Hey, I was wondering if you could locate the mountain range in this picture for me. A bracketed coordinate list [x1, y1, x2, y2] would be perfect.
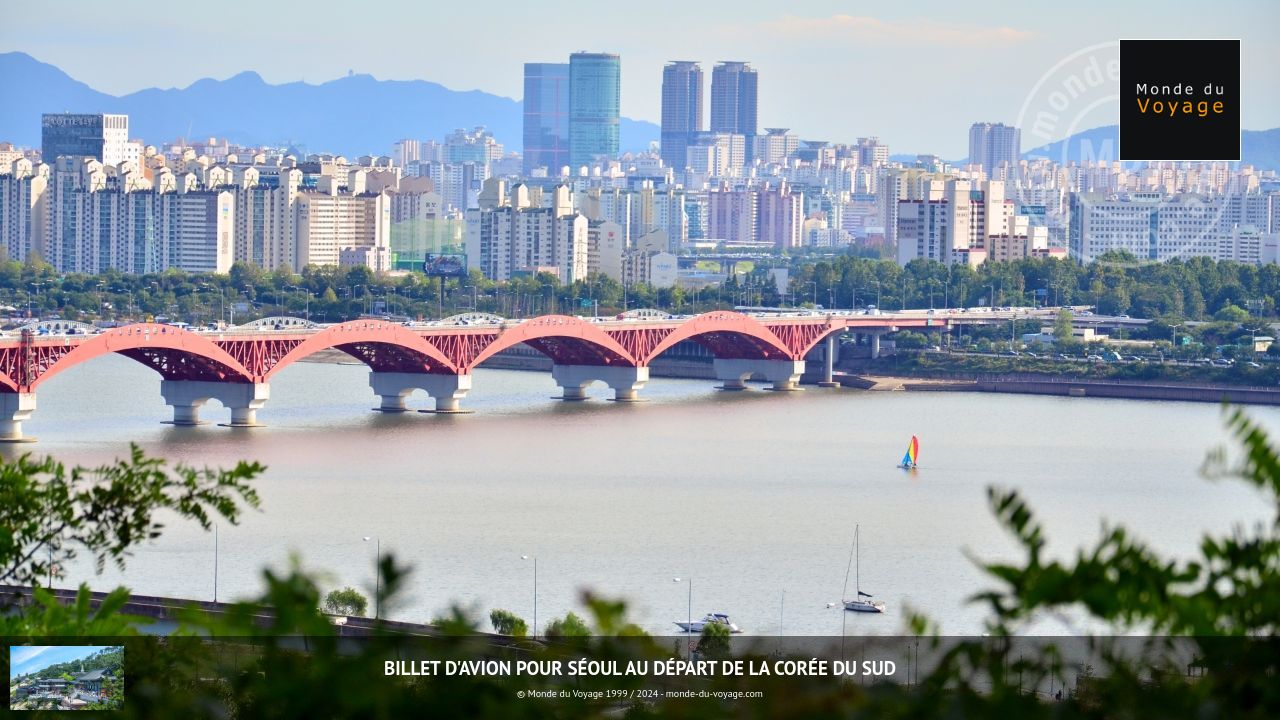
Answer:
[0, 52, 659, 157]
[2, 52, 1276, 170]
[1022, 125, 1280, 171]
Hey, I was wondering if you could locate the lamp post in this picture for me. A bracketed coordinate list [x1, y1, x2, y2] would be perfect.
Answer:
[673, 577, 692, 657]
[363, 536, 380, 619]
[521, 555, 537, 639]
[807, 281, 817, 308]
[213, 524, 219, 603]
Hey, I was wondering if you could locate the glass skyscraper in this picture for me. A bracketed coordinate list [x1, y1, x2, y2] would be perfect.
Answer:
[710, 62, 758, 163]
[523, 63, 570, 175]
[660, 61, 703, 172]
[568, 52, 621, 169]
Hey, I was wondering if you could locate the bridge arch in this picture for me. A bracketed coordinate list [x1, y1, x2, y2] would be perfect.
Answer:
[261, 319, 461, 379]
[19, 323, 254, 392]
[638, 311, 793, 364]
[467, 315, 637, 370]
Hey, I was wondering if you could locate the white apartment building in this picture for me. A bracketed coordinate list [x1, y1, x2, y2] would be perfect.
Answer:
[465, 180, 587, 283]
[1069, 191, 1273, 263]
[295, 189, 390, 271]
[0, 159, 49, 262]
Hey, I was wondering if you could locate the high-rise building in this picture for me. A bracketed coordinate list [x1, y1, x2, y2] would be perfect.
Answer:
[709, 62, 758, 164]
[568, 52, 621, 169]
[968, 123, 1021, 175]
[41, 113, 130, 165]
[523, 63, 571, 175]
[465, 180, 587, 283]
[0, 159, 50, 263]
[660, 61, 703, 172]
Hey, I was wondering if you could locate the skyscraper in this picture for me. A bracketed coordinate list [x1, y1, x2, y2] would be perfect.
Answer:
[968, 123, 1021, 175]
[660, 61, 703, 172]
[710, 62, 758, 164]
[523, 63, 570, 175]
[568, 52, 621, 169]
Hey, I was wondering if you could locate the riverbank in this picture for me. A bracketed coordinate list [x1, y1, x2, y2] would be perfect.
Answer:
[299, 348, 1280, 405]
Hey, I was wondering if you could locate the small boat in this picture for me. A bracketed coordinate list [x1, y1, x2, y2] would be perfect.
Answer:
[674, 613, 743, 634]
[899, 435, 919, 469]
[842, 524, 886, 614]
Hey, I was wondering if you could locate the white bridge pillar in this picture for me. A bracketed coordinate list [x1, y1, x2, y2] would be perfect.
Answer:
[713, 358, 806, 392]
[870, 332, 883, 359]
[369, 372, 472, 413]
[818, 335, 840, 387]
[0, 392, 37, 442]
[160, 380, 270, 427]
[551, 364, 649, 402]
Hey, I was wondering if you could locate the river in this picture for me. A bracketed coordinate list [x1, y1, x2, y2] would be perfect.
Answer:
[6, 354, 1274, 637]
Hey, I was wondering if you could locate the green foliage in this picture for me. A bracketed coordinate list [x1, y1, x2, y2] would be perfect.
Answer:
[1053, 308, 1074, 341]
[321, 586, 368, 617]
[1214, 303, 1250, 323]
[544, 611, 590, 639]
[488, 608, 528, 637]
[697, 621, 731, 659]
[0, 444, 263, 589]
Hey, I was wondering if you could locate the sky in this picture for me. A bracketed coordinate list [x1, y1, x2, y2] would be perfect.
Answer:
[9, 646, 111, 679]
[2, 0, 1277, 157]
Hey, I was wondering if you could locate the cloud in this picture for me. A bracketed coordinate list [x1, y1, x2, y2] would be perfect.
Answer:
[755, 14, 1034, 48]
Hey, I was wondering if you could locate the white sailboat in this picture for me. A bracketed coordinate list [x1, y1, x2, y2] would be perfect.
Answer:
[842, 524, 885, 614]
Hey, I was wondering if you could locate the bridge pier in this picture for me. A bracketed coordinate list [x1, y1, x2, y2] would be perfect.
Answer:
[160, 380, 270, 427]
[818, 335, 840, 387]
[369, 372, 473, 413]
[0, 392, 37, 442]
[714, 358, 805, 391]
[551, 364, 649, 401]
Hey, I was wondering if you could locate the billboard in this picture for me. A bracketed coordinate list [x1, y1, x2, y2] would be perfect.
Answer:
[423, 253, 467, 278]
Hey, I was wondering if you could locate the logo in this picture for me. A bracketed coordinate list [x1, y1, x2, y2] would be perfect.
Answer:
[1119, 39, 1240, 161]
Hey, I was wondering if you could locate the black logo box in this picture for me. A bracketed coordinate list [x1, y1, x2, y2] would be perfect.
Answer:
[1119, 39, 1240, 161]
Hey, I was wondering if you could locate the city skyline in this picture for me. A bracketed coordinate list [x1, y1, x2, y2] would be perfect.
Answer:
[3, 1, 1277, 158]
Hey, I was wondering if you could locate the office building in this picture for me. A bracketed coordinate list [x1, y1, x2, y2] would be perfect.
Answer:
[523, 63, 571, 175]
[660, 61, 703, 172]
[568, 52, 621, 169]
[41, 113, 130, 165]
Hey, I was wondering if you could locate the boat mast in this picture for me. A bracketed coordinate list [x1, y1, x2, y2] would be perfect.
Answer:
[855, 524, 861, 596]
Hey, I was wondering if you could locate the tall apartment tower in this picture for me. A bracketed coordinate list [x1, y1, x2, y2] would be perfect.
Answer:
[709, 62, 758, 164]
[568, 52, 621, 169]
[660, 61, 703, 172]
[41, 113, 130, 165]
[523, 63, 571, 175]
[968, 122, 1021, 175]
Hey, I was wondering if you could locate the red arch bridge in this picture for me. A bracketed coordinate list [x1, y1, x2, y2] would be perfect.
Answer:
[0, 308, 982, 441]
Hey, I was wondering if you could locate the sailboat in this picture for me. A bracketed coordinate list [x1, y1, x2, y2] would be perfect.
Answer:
[899, 435, 919, 469]
[842, 524, 886, 614]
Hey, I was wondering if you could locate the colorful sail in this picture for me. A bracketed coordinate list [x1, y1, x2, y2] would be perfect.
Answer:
[901, 435, 919, 467]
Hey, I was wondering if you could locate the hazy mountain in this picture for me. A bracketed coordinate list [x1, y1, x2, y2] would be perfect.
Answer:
[1023, 124, 1280, 171]
[0, 52, 659, 156]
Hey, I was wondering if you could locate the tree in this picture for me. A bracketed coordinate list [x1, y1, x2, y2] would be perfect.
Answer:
[697, 620, 731, 659]
[321, 587, 368, 617]
[1213, 303, 1249, 323]
[488, 608, 528, 637]
[0, 445, 263, 589]
[1053, 308, 1074, 342]
[544, 611, 590, 638]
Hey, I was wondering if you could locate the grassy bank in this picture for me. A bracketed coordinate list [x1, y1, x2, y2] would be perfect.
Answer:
[865, 352, 1280, 388]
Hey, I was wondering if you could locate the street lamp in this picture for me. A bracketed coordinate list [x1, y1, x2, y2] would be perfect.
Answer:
[521, 555, 538, 639]
[673, 577, 692, 657]
[363, 536, 381, 619]
[213, 523, 219, 603]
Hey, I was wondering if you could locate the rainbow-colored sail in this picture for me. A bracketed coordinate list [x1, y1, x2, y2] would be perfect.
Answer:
[901, 435, 919, 467]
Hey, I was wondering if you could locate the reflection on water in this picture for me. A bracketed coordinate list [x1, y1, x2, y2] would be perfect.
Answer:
[11, 353, 1273, 636]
